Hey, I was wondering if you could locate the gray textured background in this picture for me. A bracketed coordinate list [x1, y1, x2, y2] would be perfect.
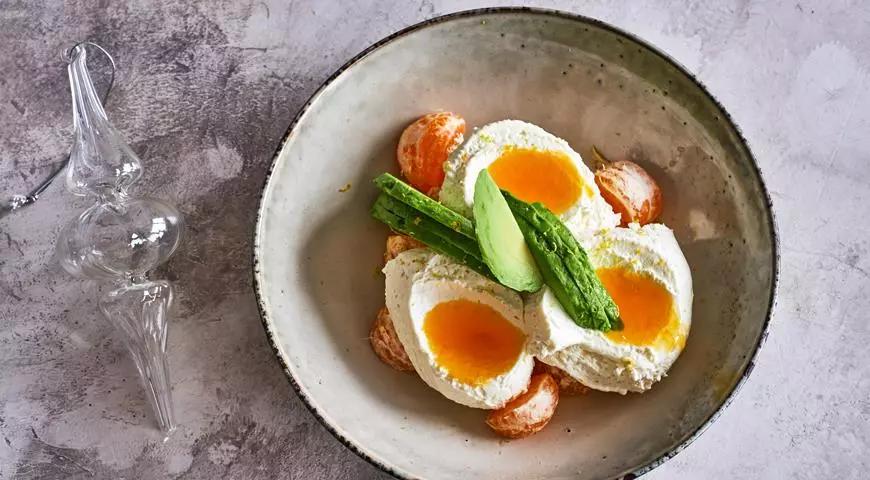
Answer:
[1, 0, 868, 479]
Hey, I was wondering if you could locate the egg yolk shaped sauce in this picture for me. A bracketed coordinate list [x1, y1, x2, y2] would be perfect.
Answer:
[597, 267, 682, 348]
[423, 299, 526, 385]
[488, 146, 586, 214]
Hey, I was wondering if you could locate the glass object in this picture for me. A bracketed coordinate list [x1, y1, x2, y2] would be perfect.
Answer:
[0, 44, 116, 218]
[66, 45, 142, 198]
[55, 43, 183, 439]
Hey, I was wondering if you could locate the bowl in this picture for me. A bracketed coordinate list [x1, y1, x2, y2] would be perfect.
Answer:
[254, 8, 777, 479]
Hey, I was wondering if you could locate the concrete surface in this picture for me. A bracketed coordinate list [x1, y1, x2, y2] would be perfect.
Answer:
[1, 0, 868, 479]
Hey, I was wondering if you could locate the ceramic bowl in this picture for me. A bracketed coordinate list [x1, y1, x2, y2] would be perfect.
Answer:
[254, 8, 777, 480]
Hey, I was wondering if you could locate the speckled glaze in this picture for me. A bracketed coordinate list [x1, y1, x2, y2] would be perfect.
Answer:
[254, 8, 776, 480]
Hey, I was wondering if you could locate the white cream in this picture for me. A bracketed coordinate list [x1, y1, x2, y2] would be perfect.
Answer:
[526, 223, 693, 394]
[438, 119, 620, 235]
[383, 249, 534, 409]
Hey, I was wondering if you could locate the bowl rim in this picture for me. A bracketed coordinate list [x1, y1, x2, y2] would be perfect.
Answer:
[252, 6, 779, 479]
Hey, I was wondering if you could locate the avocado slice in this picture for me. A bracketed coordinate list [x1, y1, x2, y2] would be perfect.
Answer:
[473, 170, 543, 292]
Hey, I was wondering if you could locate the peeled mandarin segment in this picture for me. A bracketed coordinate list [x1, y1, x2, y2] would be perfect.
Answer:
[485, 373, 559, 439]
[384, 234, 425, 264]
[397, 112, 466, 197]
[374, 235, 423, 372]
[534, 361, 589, 395]
[531, 359, 549, 375]
[370, 306, 415, 372]
[594, 160, 662, 226]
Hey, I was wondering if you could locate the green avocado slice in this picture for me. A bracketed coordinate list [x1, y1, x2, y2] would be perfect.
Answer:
[472, 170, 543, 292]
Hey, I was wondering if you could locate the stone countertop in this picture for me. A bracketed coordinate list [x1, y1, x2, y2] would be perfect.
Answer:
[1, 1, 867, 479]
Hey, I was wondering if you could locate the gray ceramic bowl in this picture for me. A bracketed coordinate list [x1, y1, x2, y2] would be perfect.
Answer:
[254, 8, 777, 480]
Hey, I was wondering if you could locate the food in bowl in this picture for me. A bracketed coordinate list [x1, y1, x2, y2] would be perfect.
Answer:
[384, 248, 534, 409]
[526, 223, 693, 394]
[439, 120, 620, 234]
[369, 112, 693, 439]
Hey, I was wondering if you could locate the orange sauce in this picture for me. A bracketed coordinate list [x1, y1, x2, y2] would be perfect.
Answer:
[488, 146, 586, 214]
[597, 267, 680, 347]
[423, 299, 526, 385]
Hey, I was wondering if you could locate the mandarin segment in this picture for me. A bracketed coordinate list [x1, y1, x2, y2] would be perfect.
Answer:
[370, 306, 415, 372]
[485, 372, 559, 439]
[384, 234, 425, 264]
[397, 112, 466, 197]
[374, 235, 424, 372]
[533, 361, 589, 395]
[594, 159, 662, 226]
